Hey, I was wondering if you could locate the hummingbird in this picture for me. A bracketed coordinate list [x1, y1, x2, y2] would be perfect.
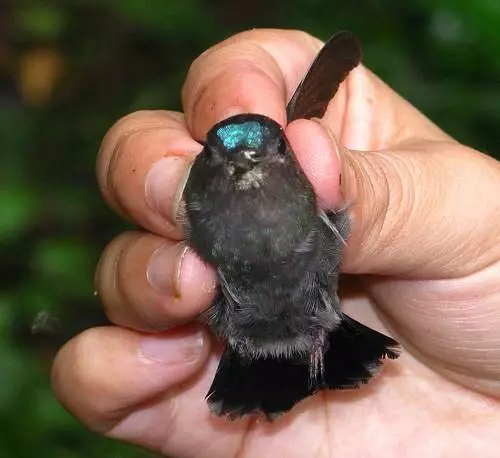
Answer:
[183, 31, 400, 420]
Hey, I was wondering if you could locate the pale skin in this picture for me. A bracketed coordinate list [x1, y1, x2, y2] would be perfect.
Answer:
[52, 30, 500, 457]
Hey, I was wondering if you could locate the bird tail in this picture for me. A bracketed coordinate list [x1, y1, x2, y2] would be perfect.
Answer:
[321, 314, 399, 389]
[206, 314, 399, 420]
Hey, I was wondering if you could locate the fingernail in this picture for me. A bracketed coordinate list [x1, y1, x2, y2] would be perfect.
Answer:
[147, 242, 189, 298]
[311, 117, 343, 166]
[311, 118, 345, 192]
[140, 328, 205, 365]
[310, 117, 346, 208]
[145, 156, 192, 228]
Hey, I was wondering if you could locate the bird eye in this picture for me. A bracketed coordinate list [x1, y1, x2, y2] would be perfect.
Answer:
[200, 141, 210, 155]
[203, 143, 225, 165]
[277, 137, 287, 154]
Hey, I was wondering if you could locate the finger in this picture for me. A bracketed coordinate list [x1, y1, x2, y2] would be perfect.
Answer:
[96, 231, 217, 331]
[368, 262, 500, 397]
[285, 119, 343, 210]
[342, 141, 500, 277]
[52, 326, 245, 457]
[329, 63, 451, 150]
[287, 118, 500, 278]
[183, 28, 450, 149]
[182, 29, 323, 139]
[290, 119, 500, 393]
[97, 110, 201, 238]
[51, 325, 210, 432]
[97, 31, 451, 242]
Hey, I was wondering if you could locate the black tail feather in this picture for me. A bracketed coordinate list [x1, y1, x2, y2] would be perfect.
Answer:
[323, 314, 400, 389]
[207, 348, 311, 420]
[206, 315, 400, 419]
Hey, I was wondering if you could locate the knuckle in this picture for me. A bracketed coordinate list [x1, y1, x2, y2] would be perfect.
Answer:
[96, 231, 171, 331]
[114, 233, 147, 309]
[52, 329, 114, 429]
[344, 150, 408, 266]
[228, 28, 316, 47]
[96, 232, 140, 321]
[104, 128, 146, 206]
[353, 150, 427, 272]
[289, 29, 321, 47]
[182, 34, 280, 105]
[97, 110, 180, 211]
[98, 111, 159, 179]
[106, 110, 158, 138]
[66, 329, 102, 388]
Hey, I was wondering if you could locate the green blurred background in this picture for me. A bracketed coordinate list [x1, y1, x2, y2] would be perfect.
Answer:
[1, 0, 500, 456]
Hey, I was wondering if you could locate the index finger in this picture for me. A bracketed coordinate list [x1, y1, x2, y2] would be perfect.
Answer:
[182, 29, 323, 139]
[182, 29, 448, 150]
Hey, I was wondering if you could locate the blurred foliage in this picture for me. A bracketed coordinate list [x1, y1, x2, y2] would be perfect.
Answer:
[1, 0, 500, 456]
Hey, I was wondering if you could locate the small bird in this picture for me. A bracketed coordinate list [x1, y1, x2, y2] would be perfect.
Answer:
[183, 31, 400, 420]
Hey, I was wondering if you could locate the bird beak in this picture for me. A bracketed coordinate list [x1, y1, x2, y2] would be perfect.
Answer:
[231, 149, 261, 171]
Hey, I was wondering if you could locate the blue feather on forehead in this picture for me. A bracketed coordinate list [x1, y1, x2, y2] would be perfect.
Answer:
[216, 121, 266, 150]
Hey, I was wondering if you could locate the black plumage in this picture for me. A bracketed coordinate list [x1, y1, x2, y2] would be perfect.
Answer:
[183, 31, 400, 420]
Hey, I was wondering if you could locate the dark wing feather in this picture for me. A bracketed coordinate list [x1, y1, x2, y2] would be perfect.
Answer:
[286, 31, 362, 122]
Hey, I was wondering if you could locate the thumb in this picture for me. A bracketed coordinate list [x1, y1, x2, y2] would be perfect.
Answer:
[287, 119, 500, 279]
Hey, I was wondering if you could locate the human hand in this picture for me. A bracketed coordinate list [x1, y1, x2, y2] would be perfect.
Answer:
[52, 29, 500, 456]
